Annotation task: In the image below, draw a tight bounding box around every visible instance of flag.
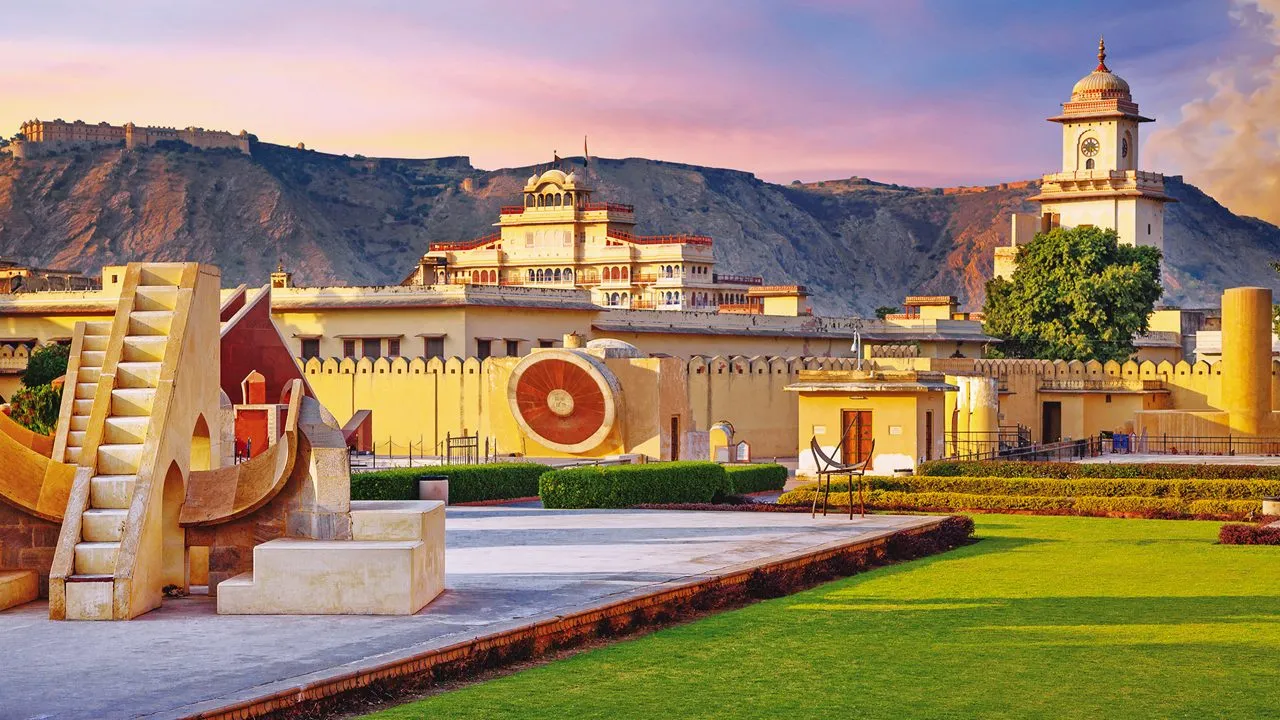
[584,135,590,167]
[553,150,561,163]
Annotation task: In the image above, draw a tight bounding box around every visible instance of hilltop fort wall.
[8,119,251,158]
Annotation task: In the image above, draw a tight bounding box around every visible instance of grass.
[366,515,1280,719]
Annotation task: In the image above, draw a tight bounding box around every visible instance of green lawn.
[368,515,1280,719]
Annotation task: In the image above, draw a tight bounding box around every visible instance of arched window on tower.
[1085,158,1095,170]
[554,268,562,282]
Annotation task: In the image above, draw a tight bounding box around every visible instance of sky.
[1,0,1274,199]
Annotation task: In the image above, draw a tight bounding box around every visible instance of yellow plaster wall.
[795,392,933,477]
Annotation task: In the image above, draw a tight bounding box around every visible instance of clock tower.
[995,39,1174,279]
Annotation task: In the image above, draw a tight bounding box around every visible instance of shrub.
[540,461,731,509]
[775,487,1261,519]
[351,462,549,503]
[21,344,69,388]
[1219,521,1280,545]
[918,460,1280,481]
[724,464,788,494]
[8,383,62,435]
[784,476,1280,501]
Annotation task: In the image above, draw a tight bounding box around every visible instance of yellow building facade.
[408,169,761,311]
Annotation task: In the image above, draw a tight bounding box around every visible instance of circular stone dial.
[508,353,618,452]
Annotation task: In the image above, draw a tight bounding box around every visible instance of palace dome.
[536,169,568,186]
[1069,38,1131,102]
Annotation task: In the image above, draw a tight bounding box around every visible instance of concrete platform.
[0,507,942,720]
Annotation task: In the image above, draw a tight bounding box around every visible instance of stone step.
[110,388,155,417]
[73,542,118,575]
[90,475,136,510]
[73,399,94,416]
[97,444,144,476]
[137,266,185,287]
[78,366,101,384]
[82,334,109,352]
[70,415,89,432]
[81,350,106,368]
[75,382,97,400]
[132,286,179,312]
[121,335,168,363]
[104,416,150,445]
[81,509,128,543]
[64,577,114,620]
[65,446,83,465]
[84,321,113,336]
[116,361,161,389]
[127,310,174,337]
[68,430,86,447]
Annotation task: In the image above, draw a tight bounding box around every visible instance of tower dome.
[1070,37,1131,102]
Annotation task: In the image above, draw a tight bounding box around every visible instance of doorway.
[670,416,680,460]
[924,411,934,461]
[1042,402,1062,444]
[840,410,873,465]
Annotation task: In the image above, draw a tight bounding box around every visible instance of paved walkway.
[0,507,936,720]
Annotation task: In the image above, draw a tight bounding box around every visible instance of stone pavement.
[0,507,938,720]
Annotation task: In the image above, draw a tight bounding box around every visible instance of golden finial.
[276,258,284,273]
[1096,35,1109,72]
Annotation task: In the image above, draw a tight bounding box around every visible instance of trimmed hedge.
[776,487,1261,519]
[540,462,731,509]
[1219,520,1280,545]
[351,463,549,503]
[918,460,1280,480]
[818,476,1280,501]
[724,463,788,494]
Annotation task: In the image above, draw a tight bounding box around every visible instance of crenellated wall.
[298,354,876,459]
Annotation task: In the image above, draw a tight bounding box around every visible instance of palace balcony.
[428,233,501,252]
[712,273,764,287]
[718,303,764,315]
[1038,378,1166,393]
[605,229,712,247]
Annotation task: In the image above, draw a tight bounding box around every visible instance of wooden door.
[841,410,873,465]
[924,411,934,461]
[1042,402,1062,444]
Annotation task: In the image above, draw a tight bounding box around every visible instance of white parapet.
[216,500,445,615]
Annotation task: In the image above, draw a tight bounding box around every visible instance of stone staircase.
[49,263,220,620]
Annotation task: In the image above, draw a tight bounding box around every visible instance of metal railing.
[712,272,764,286]
[940,432,1280,462]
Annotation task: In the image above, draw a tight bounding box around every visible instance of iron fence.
[939,433,1280,462]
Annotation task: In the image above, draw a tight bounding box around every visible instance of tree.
[21,343,69,388]
[9,384,62,435]
[874,305,900,320]
[983,226,1162,362]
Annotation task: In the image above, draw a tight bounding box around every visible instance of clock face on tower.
[1081,137,1100,157]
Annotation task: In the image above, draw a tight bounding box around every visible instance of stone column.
[1221,287,1272,436]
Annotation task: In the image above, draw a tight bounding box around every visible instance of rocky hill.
[1,141,1277,315]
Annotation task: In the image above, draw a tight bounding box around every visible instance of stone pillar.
[968,377,1000,439]
[1221,287,1272,436]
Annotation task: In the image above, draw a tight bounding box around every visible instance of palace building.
[404,169,764,312]
[995,39,1173,279]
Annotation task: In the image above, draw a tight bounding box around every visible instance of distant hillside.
[1,141,1277,315]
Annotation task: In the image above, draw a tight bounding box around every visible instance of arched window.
[527,269,535,281]
[554,268,562,282]
[564,268,574,282]
[621,267,629,279]
[1085,158,1095,170]
[609,292,619,305]
[526,195,534,207]
[536,269,544,282]
[564,192,572,206]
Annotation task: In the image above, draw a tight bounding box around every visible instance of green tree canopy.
[21,343,69,388]
[874,305,900,320]
[983,226,1162,362]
